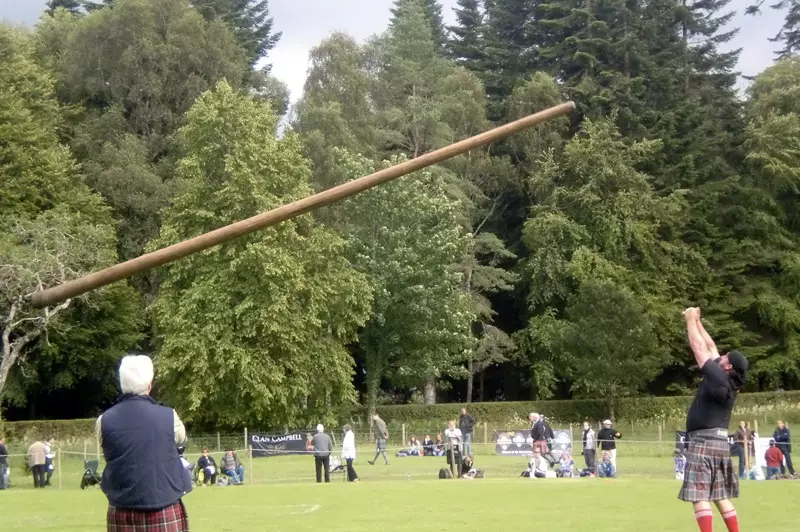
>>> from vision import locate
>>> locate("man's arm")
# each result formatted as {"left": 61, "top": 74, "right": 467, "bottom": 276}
{"left": 95, "top": 415, "right": 103, "bottom": 448}
{"left": 685, "top": 308, "right": 714, "bottom": 368}
{"left": 174, "top": 410, "right": 187, "bottom": 445}
{"left": 696, "top": 316, "right": 720, "bottom": 360}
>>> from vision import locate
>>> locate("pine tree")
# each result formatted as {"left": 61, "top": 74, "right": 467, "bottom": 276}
{"left": 193, "top": 0, "right": 282, "bottom": 66}
{"left": 392, "top": 0, "right": 447, "bottom": 52}
{"left": 46, "top": 0, "right": 82, "bottom": 14}
{"left": 447, "top": 0, "right": 485, "bottom": 72}
{"left": 772, "top": 0, "right": 800, "bottom": 58}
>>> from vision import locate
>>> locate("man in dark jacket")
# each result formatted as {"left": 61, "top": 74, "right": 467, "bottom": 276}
{"left": 597, "top": 420, "right": 622, "bottom": 468}
{"left": 96, "top": 355, "right": 192, "bottom": 531}
{"left": 773, "top": 420, "right": 794, "bottom": 476}
{"left": 312, "top": 424, "right": 334, "bottom": 483}
{"left": 0, "top": 436, "right": 8, "bottom": 490}
{"left": 459, "top": 408, "right": 475, "bottom": 457}
{"left": 197, "top": 448, "right": 218, "bottom": 485}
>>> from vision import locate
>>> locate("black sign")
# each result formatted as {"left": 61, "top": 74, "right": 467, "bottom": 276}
{"left": 250, "top": 431, "right": 310, "bottom": 458}
{"left": 494, "top": 428, "right": 573, "bottom": 456}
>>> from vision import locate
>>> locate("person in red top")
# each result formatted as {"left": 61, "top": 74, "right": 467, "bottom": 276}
{"left": 765, "top": 440, "right": 785, "bottom": 479}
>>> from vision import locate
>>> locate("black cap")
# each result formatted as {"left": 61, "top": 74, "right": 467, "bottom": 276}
{"left": 727, "top": 350, "right": 749, "bottom": 376}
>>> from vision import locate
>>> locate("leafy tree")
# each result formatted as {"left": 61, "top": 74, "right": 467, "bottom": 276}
{"left": 0, "top": 25, "right": 140, "bottom": 404}
{"left": 332, "top": 150, "right": 475, "bottom": 406}
{"left": 192, "top": 0, "right": 282, "bottom": 67}
{"left": 150, "top": 82, "right": 372, "bottom": 428}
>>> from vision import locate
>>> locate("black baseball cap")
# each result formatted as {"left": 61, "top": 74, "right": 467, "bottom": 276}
{"left": 727, "top": 350, "right": 749, "bottom": 376}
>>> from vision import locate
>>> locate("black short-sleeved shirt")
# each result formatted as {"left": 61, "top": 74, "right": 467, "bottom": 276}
{"left": 686, "top": 358, "right": 737, "bottom": 432}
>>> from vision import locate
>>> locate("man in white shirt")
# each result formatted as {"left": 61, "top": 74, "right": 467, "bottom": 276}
{"left": 444, "top": 420, "right": 463, "bottom": 475}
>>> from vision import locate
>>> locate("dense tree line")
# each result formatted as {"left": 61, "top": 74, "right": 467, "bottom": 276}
{"left": 1, "top": 0, "right": 799, "bottom": 427}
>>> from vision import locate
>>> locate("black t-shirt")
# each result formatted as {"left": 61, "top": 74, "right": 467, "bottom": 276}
{"left": 686, "top": 358, "right": 737, "bottom": 432}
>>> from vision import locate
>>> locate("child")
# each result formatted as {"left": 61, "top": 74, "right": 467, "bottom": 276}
{"left": 598, "top": 451, "right": 616, "bottom": 478}
{"left": 765, "top": 439, "right": 784, "bottom": 479}
{"left": 674, "top": 449, "right": 687, "bottom": 480}
{"left": 557, "top": 451, "right": 575, "bottom": 478}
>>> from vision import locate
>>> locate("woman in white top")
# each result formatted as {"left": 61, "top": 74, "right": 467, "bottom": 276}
{"left": 530, "top": 448, "right": 549, "bottom": 479}
{"left": 342, "top": 424, "right": 359, "bottom": 482}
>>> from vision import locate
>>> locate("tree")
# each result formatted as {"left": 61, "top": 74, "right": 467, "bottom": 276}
{"left": 447, "top": 0, "right": 485, "bottom": 72}
{"left": 332, "top": 150, "right": 475, "bottom": 406}
{"left": 392, "top": 0, "right": 447, "bottom": 52}
{"left": 48, "top": 0, "right": 248, "bottom": 271}
{"left": 0, "top": 25, "right": 138, "bottom": 403}
{"left": 517, "top": 117, "right": 698, "bottom": 399}
{"left": 46, "top": 0, "right": 83, "bottom": 15}
{"left": 150, "top": 82, "right": 372, "bottom": 428}
{"left": 192, "top": 0, "right": 282, "bottom": 67}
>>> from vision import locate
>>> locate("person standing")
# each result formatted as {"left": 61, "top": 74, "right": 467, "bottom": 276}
{"left": 44, "top": 438, "right": 56, "bottom": 486}
{"left": 97, "top": 355, "right": 192, "bottom": 531}
{"left": 312, "top": 424, "right": 333, "bottom": 483}
{"left": 0, "top": 436, "right": 8, "bottom": 490}
{"left": 530, "top": 413, "right": 548, "bottom": 455}
{"left": 581, "top": 421, "right": 596, "bottom": 473}
{"left": 773, "top": 420, "right": 794, "bottom": 476}
{"left": 368, "top": 414, "right": 389, "bottom": 465}
{"left": 27, "top": 440, "right": 47, "bottom": 488}
{"left": 597, "top": 420, "right": 622, "bottom": 468}
{"left": 459, "top": 408, "right": 475, "bottom": 457}
{"left": 445, "top": 420, "right": 463, "bottom": 476}
{"left": 341, "top": 424, "right": 359, "bottom": 482}
{"left": 678, "top": 307, "right": 748, "bottom": 532}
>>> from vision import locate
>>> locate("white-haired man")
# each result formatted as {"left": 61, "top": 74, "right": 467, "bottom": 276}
{"left": 96, "top": 355, "right": 192, "bottom": 531}
{"left": 312, "top": 424, "right": 334, "bottom": 483}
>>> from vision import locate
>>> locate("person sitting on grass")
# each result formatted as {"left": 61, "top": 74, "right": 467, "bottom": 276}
{"left": 557, "top": 452, "right": 575, "bottom": 478}
{"left": 598, "top": 451, "right": 616, "bottom": 478}
{"left": 529, "top": 449, "right": 549, "bottom": 479}
{"left": 433, "top": 434, "right": 446, "bottom": 456}
{"left": 675, "top": 449, "right": 688, "bottom": 481}
{"left": 765, "top": 439, "right": 784, "bottom": 479}
{"left": 396, "top": 436, "right": 421, "bottom": 457}
{"left": 422, "top": 435, "right": 434, "bottom": 456}
{"left": 221, "top": 449, "right": 245, "bottom": 485}
{"left": 197, "top": 448, "right": 218, "bottom": 485}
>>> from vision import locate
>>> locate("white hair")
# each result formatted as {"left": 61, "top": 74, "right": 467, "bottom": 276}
{"left": 119, "top": 355, "right": 154, "bottom": 395}
{"left": 530, "top": 412, "right": 539, "bottom": 420}
{"left": 316, "top": 424, "right": 324, "bottom": 433}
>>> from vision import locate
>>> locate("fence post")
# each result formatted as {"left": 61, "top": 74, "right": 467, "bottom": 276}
{"left": 57, "top": 448, "right": 62, "bottom": 491}
{"left": 658, "top": 424, "right": 662, "bottom": 442}
{"left": 217, "top": 432, "right": 221, "bottom": 452}
{"left": 631, "top": 421, "right": 634, "bottom": 438}
{"left": 244, "top": 428, "right": 248, "bottom": 451}
{"left": 484, "top": 422, "right": 488, "bottom": 453}
{"left": 402, "top": 424, "right": 406, "bottom": 446}
{"left": 83, "top": 439, "right": 88, "bottom": 460}
{"left": 248, "top": 445, "right": 253, "bottom": 485}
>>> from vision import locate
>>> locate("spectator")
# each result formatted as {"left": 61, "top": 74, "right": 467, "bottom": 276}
{"left": 461, "top": 454, "right": 479, "bottom": 478}
{"left": 773, "top": 420, "right": 794, "bottom": 476}
{"left": 397, "top": 436, "right": 421, "bottom": 457}
{"left": 312, "top": 424, "right": 333, "bottom": 484}
{"left": 422, "top": 434, "right": 435, "bottom": 456}
{"left": 197, "top": 448, "right": 218, "bottom": 485}
{"left": 557, "top": 452, "right": 575, "bottom": 478}
{"left": 529, "top": 448, "right": 548, "bottom": 479}
{"left": 177, "top": 447, "right": 194, "bottom": 474}
{"left": 598, "top": 451, "right": 616, "bottom": 478}
{"left": 581, "top": 421, "right": 596, "bottom": 473}
{"left": 27, "top": 440, "right": 47, "bottom": 488}
{"left": 221, "top": 449, "right": 245, "bottom": 485}
{"left": 368, "top": 414, "right": 389, "bottom": 465}
{"left": 341, "top": 424, "right": 359, "bottom": 483}
{"left": 0, "top": 436, "right": 7, "bottom": 490}
{"left": 433, "top": 434, "right": 445, "bottom": 456}
{"left": 44, "top": 437, "right": 55, "bottom": 486}
{"left": 459, "top": 408, "right": 475, "bottom": 457}
{"left": 597, "top": 420, "right": 622, "bottom": 468}
{"left": 735, "top": 421, "right": 754, "bottom": 459}
{"left": 96, "top": 355, "right": 192, "bottom": 530}
{"left": 674, "top": 449, "right": 687, "bottom": 481}
{"left": 765, "top": 439, "right": 784, "bottom": 479}
{"left": 445, "top": 420, "right": 463, "bottom": 475}
{"left": 530, "top": 413, "right": 548, "bottom": 454}
{"left": 730, "top": 426, "right": 746, "bottom": 479}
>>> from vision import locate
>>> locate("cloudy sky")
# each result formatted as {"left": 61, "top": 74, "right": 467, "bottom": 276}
{"left": 0, "top": 0, "right": 786, "bottom": 102}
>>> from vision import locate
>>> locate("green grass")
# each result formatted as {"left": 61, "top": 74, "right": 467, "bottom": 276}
{"left": 2, "top": 453, "right": 799, "bottom": 531}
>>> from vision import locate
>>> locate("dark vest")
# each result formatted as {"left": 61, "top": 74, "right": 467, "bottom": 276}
{"left": 100, "top": 395, "right": 191, "bottom": 510}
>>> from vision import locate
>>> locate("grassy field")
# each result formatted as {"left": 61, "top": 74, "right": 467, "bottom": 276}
{"left": 2, "top": 453, "right": 798, "bottom": 531}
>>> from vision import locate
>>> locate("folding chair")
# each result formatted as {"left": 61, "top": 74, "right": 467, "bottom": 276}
{"left": 80, "top": 460, "right": 102, "bottom": 490}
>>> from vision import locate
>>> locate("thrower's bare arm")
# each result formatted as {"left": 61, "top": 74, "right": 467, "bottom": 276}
{"left": 684, "top": 308, "right": 714, "bottom": 368}
{"left": 696, "top": 316, "right": 720, "bottom": 360}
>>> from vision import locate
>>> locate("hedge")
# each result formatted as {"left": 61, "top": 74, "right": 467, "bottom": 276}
{"left": 3, "top": 391, "right": 800, "bottom": 441}
{"left": 336, "top": 390, "right": 800, "bottom": 426}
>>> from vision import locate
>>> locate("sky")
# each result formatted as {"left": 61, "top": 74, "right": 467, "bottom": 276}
{"left": 0, "top": 0, "right": 787, "bottom": 103}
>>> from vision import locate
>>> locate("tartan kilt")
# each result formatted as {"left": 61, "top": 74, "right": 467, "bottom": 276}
{"left": 678, "top": 437, "right": 739, "bottom": 502}
{"left": 107, "top": 500, "right": 189, "bottom": 532}
{"left": 376, "top": 438, "right": 387, "bottom": 451}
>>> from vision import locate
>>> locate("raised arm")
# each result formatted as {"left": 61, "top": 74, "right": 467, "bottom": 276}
{"left": 684, "top": 307, "right": 714, "bottom": 368}
{"left": 695, "top": 315, "right": 720, "bottom": 360}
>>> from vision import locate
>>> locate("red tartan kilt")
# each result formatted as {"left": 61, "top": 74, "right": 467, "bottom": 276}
{"left": 534, "top": 440, "right": 549, "bottom": 454}
{"left": 107, "top": 500, "right": 189, "bottom": 532}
